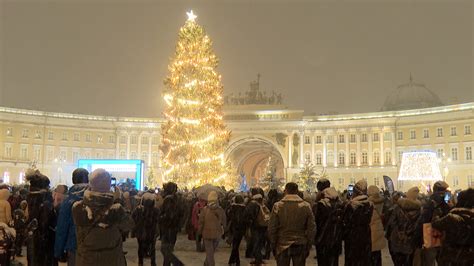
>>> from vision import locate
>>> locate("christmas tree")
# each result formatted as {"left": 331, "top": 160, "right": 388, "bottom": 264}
{"left": 298, "top": 161, "right": 317, "bottom": 192}
{"left": 160, "top": 11, "right": 231, "bottom": 188}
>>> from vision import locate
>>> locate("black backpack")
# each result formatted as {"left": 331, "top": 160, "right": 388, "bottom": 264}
{"left": 316, "top": 199, "right": 344, "bottom": 247}
{"left": 390, "top": 207, "right": 419, "bottom": 254}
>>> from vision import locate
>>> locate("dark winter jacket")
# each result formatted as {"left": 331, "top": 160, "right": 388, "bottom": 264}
{"left": 132, "top": 194, "right": 160, "bottom": 242}
{"left": 415, "top": 191, "right": 451, "bottom": 248}
{"left": 432, "top": 207, "right": 474, "bottom": 265}
{"left": 160, "top": 194, "right": 183, "bottom": 233}
{"left": 54, "top": 183, "right": 88, "bottom": 258}
{"left": 314, "top": 187, "right": 344, "bottom": 250}
{"left": 26, "top": 189, "right": 55, "bottom": 266}
{"left": 342, "top": 195, "right": 374, "bottom": 266}
{"left": 245, "top": 199, "right": 263, "bottom": 229}
{"left": 72, "top": 190, "right": 134, "bottom": 266}
{"left": 386, "top": 198, "right": 421, "bottom": 254}
{"left": 227, "top": 203, "right": 247, "bottom": 234}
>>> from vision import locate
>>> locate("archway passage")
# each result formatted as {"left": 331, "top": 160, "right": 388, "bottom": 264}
{"left": 227, "top": 139, "right": 284, "bottom": 187}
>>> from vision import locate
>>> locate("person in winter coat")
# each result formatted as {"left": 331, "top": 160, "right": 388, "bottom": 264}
{"left": 342, "top": 179, "right": 374, "bottom": 266}
{"left": 313, "top": 186, "right": 344, "bottom": 266}
{"left": 313, "top": 178, "right": 332, "bottom": 259}
{"left": 132, "top": 192, "right": 160, "bottom": 266}
{"left": 268, "top": 182, "right": 316, "bottom": 266}
{"left": 245, "top": 189, "right": 269, "bottom": 265}
{"left": 53, "top": 185, "right": 68, "bottom": 209}
{"left": 0, "top": 189, "right": 12, "bottom": 225}
{"left": 227, "top": 194, "right": 247, "bottom": 266}
{"left": 25, "top": 169, "right": 55, "bottom": 266}
{"left": 13, "top": 200, "right": 28, "bottom": 256}
{"left": 72, "top": 168, "right": 134, "bottom": 266}
{"left": 431, "top": 188, "right": 474, "bottom": 266}
{"left": 386, "top": 187, "right": 421, "bottom": 266}
{"left": 54, "top": 168, "right": 89, "bottom": 266}
{"left": 416, "top": 181, "right": 451, "bottom": 266}
{"left": 198, "top": 191, "right": 226, "bottom": 266}
{"left": 367, "top": 185, "right": 387, "bottom": 266}
{"left": 160, "top": 182, "right": 184, "bottom": 266}
{"left": 192, "top": 197, "right": 207, "bottom": 252}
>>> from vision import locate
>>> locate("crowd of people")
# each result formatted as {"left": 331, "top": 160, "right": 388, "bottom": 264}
{"left": 0, "top": 167, "right": 472, "bottom": 266}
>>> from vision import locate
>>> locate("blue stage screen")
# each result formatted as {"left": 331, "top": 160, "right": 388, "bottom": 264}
{"left": 78, "top": 159, "right": 144, "bottom": 190}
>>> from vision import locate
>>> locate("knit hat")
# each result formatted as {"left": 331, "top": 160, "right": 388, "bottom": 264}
{"left": 354, "top": 179, "right": 368, "bottom": 195}
{"left": 433, "top": 181, "right": 449, "bottom": 193}
{"left": 406, "top": 187, "right": 420, "bottom": 201}
{"left": 208, "top": 191, "right": 218, "bottom": 202}
{"left": 89, "top": 168, "right": 111, "bottom": 193}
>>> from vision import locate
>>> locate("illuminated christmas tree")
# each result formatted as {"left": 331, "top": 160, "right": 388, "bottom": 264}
{"left": 160, "top": 11, "right": 232, "bottom": 188}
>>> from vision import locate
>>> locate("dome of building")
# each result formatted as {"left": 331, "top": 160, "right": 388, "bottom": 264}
{"left": 381, "top": 75, "right": 443, "bottom": 111}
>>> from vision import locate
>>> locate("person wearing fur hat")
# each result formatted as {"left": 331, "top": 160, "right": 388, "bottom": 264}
{"left": 367, "top": 185, "right": 387, "bottom": 266}
{"left": 342, "top": 179, "right": 374, "bottom": 266}
{"left": 198, "top": 191, "right": 226, "bottom": 266}
{"left": 431, "top": 188, "right": 474, "bottom": 266}
{"left": 25, "top": 169, "right": 55, "bottom": 266}
{"left": 72, "top": 168, "right": 134, "bottom": 266}
{"left": 55, "top": 168, "right": 89, "bottom": 266}
{"left": 132, "top": 192, "right": 160, "bottom": 266}
{"left": 385, "top": 186, "right": 421, "bottom": 266}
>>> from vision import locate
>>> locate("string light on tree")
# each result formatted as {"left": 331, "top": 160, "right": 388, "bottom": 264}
{"left": 160, "top": 10, "right": 233, "bottom": 188}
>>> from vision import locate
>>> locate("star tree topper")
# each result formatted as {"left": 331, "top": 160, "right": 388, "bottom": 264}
{"left": 186, "top": 10, "right": 197, "bottom": 22}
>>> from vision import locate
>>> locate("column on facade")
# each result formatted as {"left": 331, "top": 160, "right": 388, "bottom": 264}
{"left": 368, "top": 130, "right": 373, "bottom": 166}
{"left": 126, "top": 133, "right": 131, "bottom": 159}
{"left": 333, "top": 134, "right": 338, "bottom": 167}
{"left": 380, "top": 131, "right": 384, "bottom": 166}
{"left": 356, "top": 132, "right": 361, "bottom": 166}
{"left": 288, "top": 131, "right": 293, "bottom": 168}
{"left": 115, "top": 130, "right": 120, "bottom": 159}
{"left": 311, "top": 131, "right": 315, "bottom": 164}
{"left": 322, "top": 132, "right": 327, "bottom": 167}
{"left": 137, "top": 132, "right": 142, "bottom": 160}
{"left": 391, "top": 131, "right": 396, "bottom": 165}
{"left": 148, "top": 134, "right": 152, "bottom": 166}
{"left": 300, "top": 130, "right": 305, "bottom": 166}
{"left": 345, "top": 132, "right": 350, "bottom": 167}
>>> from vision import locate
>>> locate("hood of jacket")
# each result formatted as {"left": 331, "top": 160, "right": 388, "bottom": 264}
{"left": 398, "top": 198, "right": 422, "bottom": 211}
{"left": 350, "top": 195, "right": 370, "bottom": 207}
{"left": 83, "top": 190, "right": 114, "bottom": 212}
{"left": 450, "top": 207, "right": 474, "bottom": 218}
{"left": 207, "top": 201, "right": 220, "bottom": 210}
{"left": 322, "top": 187, "right": 339, "bottom": 200}
{"left": 0, "top": 189, "right": 10, "bottom": 201}
{"left": 68, "top": 183, "right": 88, "bottom": 197}
{"left": 281, "top": 194, "right": 304, "bottom": 203}
{"left": 368, "top": 194, "right": 384, "bottom": 205}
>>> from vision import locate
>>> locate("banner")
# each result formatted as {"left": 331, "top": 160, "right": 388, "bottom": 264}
{"left": 383, "top": 175, "right": 395, "bottom": 195}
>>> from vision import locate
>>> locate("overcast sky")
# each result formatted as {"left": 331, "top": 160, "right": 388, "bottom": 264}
{"left": 1, "top": 0, "right": 472, "bottom": 117}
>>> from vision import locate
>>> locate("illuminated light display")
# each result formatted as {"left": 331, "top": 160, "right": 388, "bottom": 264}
{"left": 78, "top": 159, "right": 145, "bottom": 190}
{"left": 398, "top": 152, "right": 442, "bottom": 181}
{"left": 160, "top": 11, "right": 233, "bottom": 188}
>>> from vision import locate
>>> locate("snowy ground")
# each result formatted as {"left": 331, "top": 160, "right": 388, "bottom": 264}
{"left": 17, "top": 233, "right": 394, "bottom": 265}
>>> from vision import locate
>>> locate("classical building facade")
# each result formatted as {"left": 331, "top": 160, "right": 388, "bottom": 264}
{"left": 1, "top": 78, "right": 473, "bottom": 191}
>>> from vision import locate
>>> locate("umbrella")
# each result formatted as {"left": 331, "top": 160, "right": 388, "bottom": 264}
{"left": 195, "top": 184, "right": 225, "bottom": 200}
